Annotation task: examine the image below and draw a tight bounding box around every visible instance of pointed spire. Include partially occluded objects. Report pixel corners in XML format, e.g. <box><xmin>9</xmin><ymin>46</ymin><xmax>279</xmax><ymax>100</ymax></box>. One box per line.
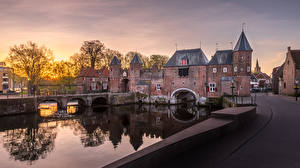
<box><xmin>130</xmin><ymin>53</ymin><xmax>143</xmax><ymax>65</ymax></box>
<box><xmin>255</xmin><ymin>59</ymin><xmax>261</xmax><ymax>73</ymax></box>
<box><xmin>110</xmin><ymin>56</ymin><xmax>121</xmax><ymax>66</ymax></box>
<box><xmin>234</xmin><ymin>31</ymin><xmax>252</xmax><ymax>51</ymax></box>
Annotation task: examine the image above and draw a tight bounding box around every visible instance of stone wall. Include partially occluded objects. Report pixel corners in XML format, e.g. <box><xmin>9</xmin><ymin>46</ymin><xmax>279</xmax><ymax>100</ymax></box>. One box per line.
<box><xmin>0</xmin><ymin>98</ymin><xmax>37</xmax><ymax>116</ymax></box>
<box><xmin>109</xmin><ymin>93</ymin><xmax>136</xmax><ymax>105</ymax></box>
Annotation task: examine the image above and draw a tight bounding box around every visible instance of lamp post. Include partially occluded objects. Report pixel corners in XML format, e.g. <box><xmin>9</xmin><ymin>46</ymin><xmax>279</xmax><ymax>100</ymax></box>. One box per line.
<box><xmin>230</xmin><ymin>79</ymin><xmax>235</xmax><ymax>102</ymax></box>
<box><xmin>294</xmin><ymin>78</ymin><xmax>299</xmax><ymax>101</ymax></box>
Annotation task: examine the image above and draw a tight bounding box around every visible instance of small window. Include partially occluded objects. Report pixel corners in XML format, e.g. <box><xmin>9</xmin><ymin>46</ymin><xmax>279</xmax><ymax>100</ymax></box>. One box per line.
<box><xmin>209</xmin><ymin>83</ymin><xmax>216</xmax><ymax>92</ymax></box>
<box><xmin>156</xmin><ymin>84</ymin><xmax>161</xmax><ymax>91</ymax></box>
<box><xmin>178</xmin><ymin>68</ymin><xmax>189</xmax><ymax>77</ymax></box>
<box><xmin>284</xmin><ymin>82</ymin><xmax>286</xmax><ymax>88</ymax></box>
<box><xmin>91</xmin><ymin>83</ymin><xmax>96</xmax><ymax>90</ymax></box>
<box><xmin>172</xmin><ymin>81</ymin><xmax>174</xmax><ymax>87</ymax></box>
<box><xmin>92</xmin><ymin>78</ymin><xmax>95</xmax><ymax>82</ymax></box>
<box><xmin>288</xmin><ymin>60</ymin><xmax>289</xmax><ymax>65</ymax></box>
<box><xmin>182</xmin><ymin>81</ymin><xmax>185</xmax><ymax>85</ymax></box>
<box><xmin>234</xmin><ymin>66</ymin><xmax>237</xmax><ymax>72</ymax></box>
<box><xmin>213</xmin><ymin>68</ymin><xmax>217</xmax><ymax>73</ymax></box>
<box><xmin>223</xmin><ymin>67</ymin><xmax>227</xmax><ymax>73</ymax></box>
<box><xmin>247</xmin><ymin>66</ymin><xmax>251</xmax><ymax>72</ymax></box>
<box><xmin>194</xmin><ymin>81</ymin><xmax>196</xmax><ymax>86</ymax></box>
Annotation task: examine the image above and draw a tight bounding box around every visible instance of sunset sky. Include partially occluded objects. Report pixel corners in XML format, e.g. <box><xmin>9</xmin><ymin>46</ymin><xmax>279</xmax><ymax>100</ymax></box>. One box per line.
<box><xmin>1</xmin><ymin>0</ymin><xmax>300</xmax><ymax>75</ymax></box>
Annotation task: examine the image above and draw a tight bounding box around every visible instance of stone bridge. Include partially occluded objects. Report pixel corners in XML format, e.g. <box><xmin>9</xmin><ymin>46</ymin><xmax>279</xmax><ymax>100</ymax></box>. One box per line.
<box><xmin>0</xmin><ymin>93</ymin><xmax>136</xmax><ymax>115</ymax></box>
<box><xmin>37</xmin><ymin>93</ymin><xmax>110</xmax><ymax>110</ymax></box>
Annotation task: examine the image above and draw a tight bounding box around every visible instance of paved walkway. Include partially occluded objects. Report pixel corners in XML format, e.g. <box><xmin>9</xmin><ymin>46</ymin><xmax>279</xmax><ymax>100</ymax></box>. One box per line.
<box><xmin>160</xmin><ymin>93</ymin><xmax>300</xmax><ymax>168</ymax></box>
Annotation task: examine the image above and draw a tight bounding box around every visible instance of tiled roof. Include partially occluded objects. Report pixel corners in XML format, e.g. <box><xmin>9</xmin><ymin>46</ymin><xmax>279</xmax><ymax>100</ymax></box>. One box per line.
<box><xmin>272</xmin><ymin>64</ymin><xmax>283</xmax><ymax>76</ymax></box>
<box><xmin>255</xmin><ymin>72</ymin><xmax>270</xmax><ymax>80</ymax></box>
<box><xmin>100</xmin><ymin>67</ymin><xmax>110</xmax><ymax>77</ymax></box>
<box><xmin>164</xmin><ymin>48</ymin><xmax>208</xmax><ymax>67</ymax></box>
<box><xmin>208</xmin><ymin>50</ymin><xmax>233</xmax><ymax>65</ymax></box>
<box><xmin>110</xmin><ymin>56</ymin><xmax>121</xmax><ymax>66</ymax></box>
<box><xmin>234</xmin><ymin>31</ymin><xmax>252</xmax><ymax>51</ymax></box>
<box><xmin>291</xmin><ymin>50</ymin><xmax>300</xmax><ymax>69</ymax></box>
<box><xmin>130</xmin><ymin>53</ymin><xmax>143</xmax><ymax>65</ymax></box>
<box><xmin>77</xmin><ymin>67</ymin><xmax>99</xmax><ymax>78</ymax></box>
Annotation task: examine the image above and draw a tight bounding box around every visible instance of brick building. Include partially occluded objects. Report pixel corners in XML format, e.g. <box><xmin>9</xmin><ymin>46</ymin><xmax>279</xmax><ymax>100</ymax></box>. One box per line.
<box><xmin>108</xmin><ymin>30</ymin><xmax>253</xmax><ymax>103</ymax></box>
<box><xmin>0</xmin><ymin>62</ymin><xmax>13</xmax><ymax>93</ymax></box>
<box><xmin>76</xmin><ymin>67</ymin><xmax>101</xmax><ymax>93</ymax></box>
<box><xmin>279</xmin><ymin>47</ymin><xmax>300</xmax><ymax>95</ymax></box>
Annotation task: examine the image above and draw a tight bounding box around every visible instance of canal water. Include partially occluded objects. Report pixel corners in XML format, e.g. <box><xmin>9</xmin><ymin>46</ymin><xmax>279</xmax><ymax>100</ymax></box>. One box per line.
<box><xmin>0</xmin><ymin>102</ymin><xmax>212</xmax><ymax>168</ymax></box>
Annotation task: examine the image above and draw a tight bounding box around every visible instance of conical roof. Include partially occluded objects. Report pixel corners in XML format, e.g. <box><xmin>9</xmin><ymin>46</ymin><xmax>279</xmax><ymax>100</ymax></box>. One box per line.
<box><xmin>110</xmin><ymin>56</ymin><xmax>121</xmax><ymax>66</ymax></box>
<box><xmin>234</xmin><ymin>31</ymin><xmax>252</xmax><ymax>51</ymax></box>
<box><xmin>130</xmin><ymin>53</ymin><xmax>143</xmax><ymax>65</ymax></box>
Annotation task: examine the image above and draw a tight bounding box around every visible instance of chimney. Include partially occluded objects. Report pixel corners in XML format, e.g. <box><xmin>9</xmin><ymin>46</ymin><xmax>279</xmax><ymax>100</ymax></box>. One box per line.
<box><xmin>288</xmin><ymin>46</ymin><xmax>291</xmax><ymax>51</ymax></box>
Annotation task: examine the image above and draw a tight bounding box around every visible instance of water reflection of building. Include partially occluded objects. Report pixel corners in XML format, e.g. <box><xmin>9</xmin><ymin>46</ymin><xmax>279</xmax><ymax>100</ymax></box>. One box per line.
<box><xmin>0</xmin><ymin>104</ymin><xmax>209</xmax><ymax>164</ymax></box>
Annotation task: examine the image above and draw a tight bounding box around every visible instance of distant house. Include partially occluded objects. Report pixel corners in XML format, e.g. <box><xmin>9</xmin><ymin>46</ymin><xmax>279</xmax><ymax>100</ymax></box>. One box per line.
<box><xmin>252</xmin><ymin>59</ymin><xmax>271</xmax><ymax>89</ymax></box>
<box><xmin>272</xmin><ymin>64</ymin><xmax>283</xmax><ymax>94</ymax></box>
<box><xmin>0</xmin><ymin>62</ymin><xmax>13</xmax><ymax>93</ymax></box>
<box><xmin>281</xmin><ymin>47</ymin><xmax>300</xmax><ymax>95</ymax></box>
<box><xmin>76</xmin><ymin>67</ymin><xmax>101</xmax><ymax>93</ymax></box>
<box><xmin>250</xmin><ymin>74</ymin><xmax>258</xmax><ymax>89</ymax></box>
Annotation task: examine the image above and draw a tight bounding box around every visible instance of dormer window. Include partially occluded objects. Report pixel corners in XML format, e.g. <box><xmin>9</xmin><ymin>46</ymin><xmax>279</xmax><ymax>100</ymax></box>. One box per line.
<box><xmin>181</xmin><ymin>58</ymin><xmax>187</xmax><ymax>65</ymax></box>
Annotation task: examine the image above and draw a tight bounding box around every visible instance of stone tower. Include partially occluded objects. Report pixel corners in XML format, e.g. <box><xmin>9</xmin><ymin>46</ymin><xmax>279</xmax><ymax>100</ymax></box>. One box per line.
<box><xmin>109</xmin><ymin>56</ymin><xmax>122</xmax><ymax>92</ymax></box>
<box><xmin>129</xmin><ymin>53</ymin><xmax>143</xmax><ymax>92</ymax></box>
<box><xmin>232</xmin><ymin>30</ymin><xmax>253</xmax><ymax>96</ymax></box>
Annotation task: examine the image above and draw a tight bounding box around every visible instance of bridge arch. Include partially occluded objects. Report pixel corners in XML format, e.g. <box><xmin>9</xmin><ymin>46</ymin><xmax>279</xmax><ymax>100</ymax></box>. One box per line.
<box><xmin>68</xmin><ymin>98</ymin><xmax>87</xmax><ymax>107</ymax></box>
<box><xmin>92</xmin><ymin>96</ymin><xmax>107</xmax><ymax>106</ymax></box>
<box><xmin>170</xmin><ymin>88</ymin><xmax>198</xmax><ymax>103</ymax></box>
<box><xmin>38</xmin><ymin>99</ymin><xmax>62</xmax><ymax>109</ymax></box>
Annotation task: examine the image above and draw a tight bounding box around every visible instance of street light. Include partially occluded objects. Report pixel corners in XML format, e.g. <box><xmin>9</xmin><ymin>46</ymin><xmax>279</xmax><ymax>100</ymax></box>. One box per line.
<box><xmin>294</xmin><ymin>78</ymin><xmax>299</xmax><ymax>101</ymax></box>
<box><xmin>230</xmin><ymin>79</ymin><xmax>235</xmax><ymax>101</ymax></box>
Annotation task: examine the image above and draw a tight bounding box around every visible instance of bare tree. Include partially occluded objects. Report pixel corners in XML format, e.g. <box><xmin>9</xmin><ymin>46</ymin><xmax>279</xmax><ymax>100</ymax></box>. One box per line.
<box><xmin>7</xmin><ymin>41</ymin><xmax>53</xmax><ymax>95</ymax></box>
<box><xmin>80</xmin><ymin>40</ymin><xmax>105</xmax><ymax>69</ymax></box>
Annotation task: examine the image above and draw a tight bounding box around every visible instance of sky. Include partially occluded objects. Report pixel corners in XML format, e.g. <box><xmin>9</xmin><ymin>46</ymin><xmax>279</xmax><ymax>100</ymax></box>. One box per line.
<box><xmin>1</xmin><ymin>0</ymin><xmax>300</xmax><ymax>75</ymax></box>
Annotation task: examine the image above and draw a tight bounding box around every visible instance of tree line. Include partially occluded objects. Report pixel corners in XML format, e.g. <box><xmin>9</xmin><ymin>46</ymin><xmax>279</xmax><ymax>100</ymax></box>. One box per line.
<box><xmin>6</xmin><ymin>40</ymin><xmax>169</xmax><ymax>94</ymax></box>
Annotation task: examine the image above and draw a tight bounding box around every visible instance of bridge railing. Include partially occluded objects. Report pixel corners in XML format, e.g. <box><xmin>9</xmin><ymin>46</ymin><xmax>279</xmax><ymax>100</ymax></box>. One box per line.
<box><xmin>0</xmin><ymin>92</ymin><xmax>114</xmax><ymax>99</ymax></box>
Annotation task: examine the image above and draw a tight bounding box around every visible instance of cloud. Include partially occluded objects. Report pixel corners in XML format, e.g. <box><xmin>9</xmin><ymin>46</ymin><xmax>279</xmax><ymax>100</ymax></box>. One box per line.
<box><xmin>0</xmin><ymin>0</ymin><xmax>300</xmax><ymax>75</ymax></box>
